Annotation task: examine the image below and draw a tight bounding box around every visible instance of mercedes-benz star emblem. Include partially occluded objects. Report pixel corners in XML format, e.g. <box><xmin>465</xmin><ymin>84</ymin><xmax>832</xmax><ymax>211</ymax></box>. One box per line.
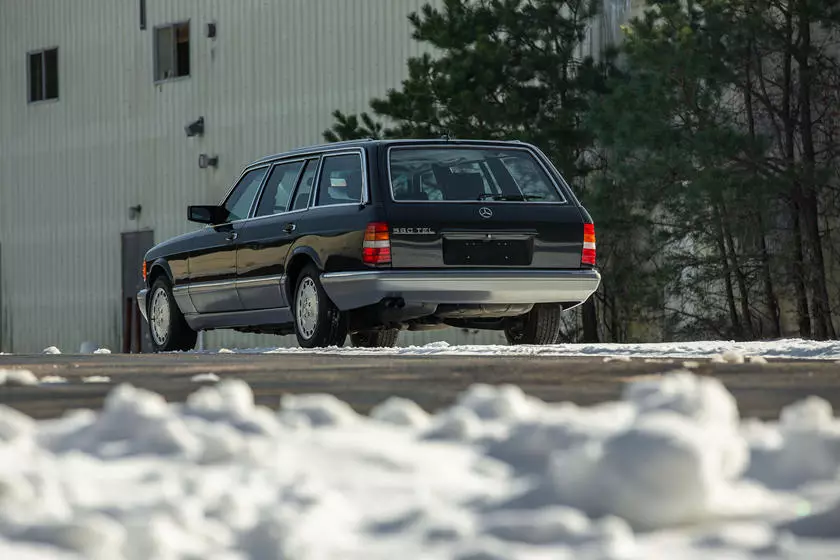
<box><xmin>479</xmin><ymin>207</ymin><xmax>493</xmax><ymax>219</ymax></box>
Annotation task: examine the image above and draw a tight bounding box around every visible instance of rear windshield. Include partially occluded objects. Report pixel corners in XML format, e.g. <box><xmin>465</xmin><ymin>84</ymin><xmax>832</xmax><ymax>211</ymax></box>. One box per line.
<box><xmin>388</xmin><ymin>146</ymin><xmax>566</xmax><ymax>202</ymax></box>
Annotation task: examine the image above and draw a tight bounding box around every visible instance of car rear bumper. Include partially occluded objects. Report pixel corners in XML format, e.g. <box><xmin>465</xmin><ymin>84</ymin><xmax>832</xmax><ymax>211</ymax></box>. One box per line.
<box><xmin>320</xmin><ymin>269</ymin><xmax>601</xmax><ymax>311</ymax></box>
<box><xmin>137</xmin><ymin>289</ymin><xmax>149</xmax><ymax>322</ymax></box>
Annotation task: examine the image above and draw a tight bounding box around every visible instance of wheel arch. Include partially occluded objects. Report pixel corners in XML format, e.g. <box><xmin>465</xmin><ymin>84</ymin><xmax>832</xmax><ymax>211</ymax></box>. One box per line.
<box><xmin>285</xmin><ymin>247</ymin><xmax>323</xmax><ymax>302</ymax></box>
<box><xmin>147</xmin><ymin>258</ymin><xmax>174</xmax><ymax>288</ymax></box>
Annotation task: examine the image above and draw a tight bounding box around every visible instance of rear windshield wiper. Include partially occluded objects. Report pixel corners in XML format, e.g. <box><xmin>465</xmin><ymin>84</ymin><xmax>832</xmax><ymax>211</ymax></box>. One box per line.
<box><xmin>477</xmin><ymin>193</ymin><xmax>545</xmax><ymax>201</ymax></box>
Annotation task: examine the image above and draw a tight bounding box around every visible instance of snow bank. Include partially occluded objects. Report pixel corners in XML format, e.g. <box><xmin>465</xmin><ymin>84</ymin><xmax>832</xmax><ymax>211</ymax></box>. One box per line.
<box><xmin>0</xmin><ymin>369</ymin><xmax>39</xmax><ymax>386</ymax></box>
<box><xmin>252</xmin><ymin>338</ymin><xmax>840</xmax><ymax>360</ymax></box>
<box><xmin>0</xmin><ymin>372</ymin><xmax>838</xmax><ymax>558</ymax></box>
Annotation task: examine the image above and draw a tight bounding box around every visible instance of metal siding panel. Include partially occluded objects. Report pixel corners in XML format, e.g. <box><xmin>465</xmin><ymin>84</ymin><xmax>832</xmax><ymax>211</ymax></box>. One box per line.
<box><xmin>1</xmin><ymin>0</ymin><xmax>480</xmax><ymax>352</ymax></box>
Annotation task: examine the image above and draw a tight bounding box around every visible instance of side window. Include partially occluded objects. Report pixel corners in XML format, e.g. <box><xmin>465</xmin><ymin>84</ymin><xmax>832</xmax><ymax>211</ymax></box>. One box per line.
<box><xmin>28</xmin><ymin>47</ymin><xmax>59</xmax><ymax>103</ymax></box>
<box><xmin>290</xmin><ymin>159</ymin><xmax>319</xmax><ymax>211</ymax></box>
<box><xmin>315</xmin><ymin>154</ymin><xmax>364</xmax><ymax>207</ymax></box>
<box><xmin>222</xmin><ymin>168</ymin><xmax>268</xmax><ymax>222</ymax></box>
<box><xmin>154</xmin><ymin>22</ymin><xmax>190</xmax><ymax>81</ymax></box>
<box><xmin>255</xmin><ymin>161</ymin><xmax>305</xmax><ymax>217</ymax></box>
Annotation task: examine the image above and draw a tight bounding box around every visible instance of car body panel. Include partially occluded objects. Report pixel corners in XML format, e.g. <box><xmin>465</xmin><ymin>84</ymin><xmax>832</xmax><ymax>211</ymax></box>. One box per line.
<box><xmin>186</xmin><ymin>224</ymin><xmax>242</xmax><ymax>313</ymax></box>
<box><xmin>234</xmin><ymin>215</ymin><xmax>296</xmax><ymax>310</ymax></box>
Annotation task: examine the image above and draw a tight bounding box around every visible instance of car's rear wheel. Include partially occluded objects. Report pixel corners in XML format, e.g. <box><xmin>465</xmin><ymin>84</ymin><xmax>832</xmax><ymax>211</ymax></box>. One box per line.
<box><xmin>293</xmin><ymin>264</ymin><xmax>347</xmax><ymax>348</ymax></box>
<box><xmin>148</xmin><ymin>276</ymin><xmax>198</xmax><ymax>352</ymax></box>
<box><xmin>350</xmin><ymin>329</ymin><xmax>400</xmax><ymax>348</ymax></box>
<box><xmin>503</xmin><ymin>304</ymin><xmax>563</xmax><ymax>345</ymax></box>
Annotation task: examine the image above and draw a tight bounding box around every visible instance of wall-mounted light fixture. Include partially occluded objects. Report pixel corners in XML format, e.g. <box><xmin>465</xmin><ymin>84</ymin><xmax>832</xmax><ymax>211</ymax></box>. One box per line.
<box><xmin>198</xmin><ymin>154</ymin><xmax>219</xmax><ymax>169</ymax></box>
<box><xmin>184</xmin><ymin>116</ymin><xmax>205</xmax><ymax>137</ymax></box>
<box><xmin>128</xmin><ymin>204</ymin><xmax>143</xmax><ymax>220</ymax></box>
<box><xmin>207</xmin><ymin>22</ymin><xmax>217</xmax><ymax>39</ymax></box>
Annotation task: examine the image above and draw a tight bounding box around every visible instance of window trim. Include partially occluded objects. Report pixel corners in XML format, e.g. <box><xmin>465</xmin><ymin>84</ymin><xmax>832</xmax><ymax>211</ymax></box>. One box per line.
<box><xmin>152</xmin><ymin>20</ymin><xmax>191</xmax><ymax>84</ymax></box>
<box><xmin>215</xmin><ymin>164</ymin><xmax>271</xmax><ymax>226</ymax></box>
<box><xmin>211</xmin><ymin>147</ymin><xmax>369</xmax><ymax>227</ymax></box>
<box><xmin>385</xmin><ymin>144</ymin><xmax>569</xmax><ymax>205</ymax></box>
<box><xmin>252</xmin><ymin>159</ymin><xmax>308</xmax><ymax>219</ymax></box>
<box><xmin>27</xmin><ymin>46</ymin><xmax>59</xmax><ymax>104</ymax></box>
<box><xmin>311</xmin><ymin>150</ymin><xmax>368</xmax><ymax>209</ymax></box>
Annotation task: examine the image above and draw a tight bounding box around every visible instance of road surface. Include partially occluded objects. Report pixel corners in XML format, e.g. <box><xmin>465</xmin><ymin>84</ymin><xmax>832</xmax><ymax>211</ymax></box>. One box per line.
<box><xmin>1</xmin><ymin>352</ymin><xmax>838</xmax><ymax>420</ymax></box>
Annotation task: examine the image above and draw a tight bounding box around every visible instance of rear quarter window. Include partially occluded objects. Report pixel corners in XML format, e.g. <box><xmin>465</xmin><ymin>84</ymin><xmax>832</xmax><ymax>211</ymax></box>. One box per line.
<box><xmin>388</xmin><ymin>147</ymin><xmax>566</xmax><ymax>203</ymax></box>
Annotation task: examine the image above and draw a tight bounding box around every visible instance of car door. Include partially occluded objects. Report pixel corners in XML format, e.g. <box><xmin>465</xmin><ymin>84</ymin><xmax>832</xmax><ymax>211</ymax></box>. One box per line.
<box><xmin>235</xmin><ymin>158</ymin><xmax>316</xmax><ymax>310</ymax></box>
<box><xmin>283</xmin><ymin>151</ymin><xmax>370</xmax><ymax>272</ymax></box>
<box><xmin>188</xmin><ymin>166</ymin><xmax>268</xmax><ymax>313</ymax></box>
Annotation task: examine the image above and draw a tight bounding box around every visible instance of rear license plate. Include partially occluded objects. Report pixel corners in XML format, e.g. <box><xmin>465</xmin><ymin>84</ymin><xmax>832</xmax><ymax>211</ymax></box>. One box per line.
<box><xmin>443</xmin><ymin>239</ymin><xmax>533</xmax><ymax>266</ymax></box>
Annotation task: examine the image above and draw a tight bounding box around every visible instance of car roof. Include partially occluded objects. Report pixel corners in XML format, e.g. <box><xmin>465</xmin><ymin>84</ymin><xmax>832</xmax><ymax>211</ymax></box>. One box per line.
<box><xmin>252</xmin><ymin>138</ymin><xmax>535</xmax><ymax>165</ymax></box>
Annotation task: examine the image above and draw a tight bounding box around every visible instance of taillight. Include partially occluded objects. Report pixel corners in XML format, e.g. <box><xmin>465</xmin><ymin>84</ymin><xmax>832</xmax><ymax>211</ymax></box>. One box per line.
<box><xmin>363</xmin><ymin>222</ymin><xmax>391</xmax><ymax>265</ymax></box>
<box><xmin>142</xmin><ymin>261</ymin><xmax>147</xmax><ymax>281</ymax></box>
<box><xmin>582</xmin><ymin>223</ymin><xmax>596</xmax><ymax>266</ymax></box>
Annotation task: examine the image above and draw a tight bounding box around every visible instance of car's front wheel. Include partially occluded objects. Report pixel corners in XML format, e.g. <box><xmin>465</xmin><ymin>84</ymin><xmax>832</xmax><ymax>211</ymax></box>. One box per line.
<box><xmin>293</xmin><ymin>264</ymin><xmax>348</xmax><ymax>348</ymax></box>
<box><xmin>503</xmin><ymin>304</ymin><xmax>563</xmax><ymax>345</ymax></box>
<box><xmin>350</xmin><ymin>329</ymin><xmax>400</xmax><ymax>348</ymax></box>
<box><xmin>148</xmin><ymin>276</ymin><xmax>198</xmax><ymax>352</ymax></box>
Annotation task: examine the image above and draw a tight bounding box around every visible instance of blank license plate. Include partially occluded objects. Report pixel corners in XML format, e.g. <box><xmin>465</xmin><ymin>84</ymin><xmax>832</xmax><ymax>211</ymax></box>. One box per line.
<box><xmin>443</xmin><ymin>239</ymin><xmax>533</xmax><ymax>266</ymax></box>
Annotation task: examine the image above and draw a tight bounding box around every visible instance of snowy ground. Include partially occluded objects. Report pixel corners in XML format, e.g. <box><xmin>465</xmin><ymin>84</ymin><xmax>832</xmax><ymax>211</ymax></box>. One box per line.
<box><xmin>20</xmin><ymin>337</ymin><xmax>840</xmax><ymax>361</ymax></box>
<box><xmin>1</xmin><ymin>367</ymin><xmax>839</xmax><ymax>559</ymax></box>
<box><xmin>207</xmin><ymin>338</ymin><xmax>840</xmax><ymax>361</ymax></box>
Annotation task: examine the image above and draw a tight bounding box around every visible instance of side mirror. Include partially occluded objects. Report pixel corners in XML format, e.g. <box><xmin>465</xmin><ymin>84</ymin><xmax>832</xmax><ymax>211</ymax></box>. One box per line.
<box><xmin>188</xmin><ymin>205</ymin><xmax>225</xmax><ymax>225</ymax></box>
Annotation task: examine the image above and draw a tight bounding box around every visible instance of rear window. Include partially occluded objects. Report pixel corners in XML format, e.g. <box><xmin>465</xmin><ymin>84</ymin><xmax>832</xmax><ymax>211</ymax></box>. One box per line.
<box><xmin>388</xmin><ymin>147</ymin><xmax>565</xmax><ymax>202</ymax></box>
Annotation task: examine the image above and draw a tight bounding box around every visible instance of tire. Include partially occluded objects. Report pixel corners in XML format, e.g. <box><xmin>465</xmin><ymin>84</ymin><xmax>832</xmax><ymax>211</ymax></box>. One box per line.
<box><xmin>293</xmin><ymin>264</ymin><xmax>348</xmax><ymax>348</ymax></box>
<box><xmin>350</xmin><ymin>329</ymin><xmax>400</xmax><ymax>348</ymax></box>
<box><xmin>148</xmin><ymin>276</ymin><xmax>198</xmax><ymax>352</ymax></box>
<box><xmin>503</xmin><ymin>304</ymin><xmax>563</xmax><ymax>345</ymax></box>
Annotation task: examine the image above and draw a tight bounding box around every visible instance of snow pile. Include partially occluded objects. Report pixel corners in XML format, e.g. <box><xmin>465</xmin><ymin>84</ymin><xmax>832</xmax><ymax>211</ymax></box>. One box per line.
<box><xmin>39</xmin><ymin>376</ymin><xmax>68</xmax><ymax>385</ymax></box>
<box><xmin>81</xmin><ymin>376</ymin><xmax>111</xmax><ymax>384</ymax></box>
<box><xmin>0</xmin><ymin>371</ymin><xmax>838</xmax><ymax>558</ymax></box>
<box><xmin>251</xmin><ymin>338</ymin><xmax>840</xmax><ymax>360</ymax></box>
<box><xmin>0</xmin><ymin>369</ymin><xmax>39</xmax><ymax>386</ymax></box>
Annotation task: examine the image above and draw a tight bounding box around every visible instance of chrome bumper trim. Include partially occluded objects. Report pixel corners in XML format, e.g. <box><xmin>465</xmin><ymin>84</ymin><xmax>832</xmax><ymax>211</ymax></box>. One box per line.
<box><xmin>137</xmin><ymin>289</ymin><xmax>149</xmax><ymax>322</ymax></box>
<box><xmin>320</xmin><ymin>269</ymin><xmax>601</xmax><ymax>311</ymax></box>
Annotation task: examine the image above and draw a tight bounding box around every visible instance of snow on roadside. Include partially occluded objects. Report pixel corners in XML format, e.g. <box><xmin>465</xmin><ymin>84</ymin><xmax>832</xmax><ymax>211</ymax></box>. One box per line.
<box><xmin>0</xmin><ymin>370</ymin><xmax>838</xmax><ymax>558</ymax></box>
<box><xmin>81</xmin><ymin>376</ymin><xmax>111</xmax><ymax>384</ymax></box>
<box><xmin>0</xmin><ymin>369</ymin><xmax>39</xmax><ymax>386</ymax></box>
<box><xmin>225</xmin><ymin>338</ymin><xmax>840</xmax><ymax>360</ymax></box>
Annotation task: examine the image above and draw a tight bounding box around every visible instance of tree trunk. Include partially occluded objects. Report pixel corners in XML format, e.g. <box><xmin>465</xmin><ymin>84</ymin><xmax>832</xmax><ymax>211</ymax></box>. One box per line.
<box><xmin>581</xmin><ymin>298</ymin><xmax>599</xmax><ymax>343</ymax></box>
<box><xmin>743</xmin><ymin>35</ymin><xmax>781</xmax><ymax>338</ymax></box>
<box><xmin>781</xmin><ymin>6</ymin><xmax>811</xmax><ymax>337</ymax></box>
<box><xmin>796</xmin><ymin>0</ymin><xmax>836</xmax><ymax>339</ymax></box>
<box><xmin>791</xmin><ymin>204</ymin><xmax>812</xmax><ymax>336</ymax></box>
<box><xmin>714</xmin><ymin>206</ymin><xmax>743</xmax><ymax>339</ymax></box>
<box><xmin>723</xmin><ymin>214</ymin><xmax>755</xmax><ymax>339</ymax></box>
<box><xmin>757</xmin><ymin>212</ymin><xmax>781</xmax><ymax>337</ymax></box>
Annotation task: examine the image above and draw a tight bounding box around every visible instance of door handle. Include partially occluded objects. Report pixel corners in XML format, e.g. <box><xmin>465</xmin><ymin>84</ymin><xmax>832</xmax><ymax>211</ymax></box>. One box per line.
<box><xmin>283</xmin><ymin>223</ymin><xmax>296</xmax><ymax>233</ymax></box>
<box><xmin>226</xmin><ymin>232</ymin><xmax>238</xmax><ymax>241</ymax></box>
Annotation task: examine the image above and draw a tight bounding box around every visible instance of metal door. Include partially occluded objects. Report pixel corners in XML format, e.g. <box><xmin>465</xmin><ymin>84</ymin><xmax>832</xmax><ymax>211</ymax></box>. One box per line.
<box><xmin>0</xmin><ymin>242</ymin><xmax>4</xmax><ymax>353</ymax></box>
<box><xmin>121</xmin><ymin>230</ymin><xmax>155</xmax><ymax>352</ymax></box>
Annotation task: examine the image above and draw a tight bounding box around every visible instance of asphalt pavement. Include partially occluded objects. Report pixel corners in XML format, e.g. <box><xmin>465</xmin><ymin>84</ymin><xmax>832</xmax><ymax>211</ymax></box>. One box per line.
<box><xmin>1</xmin><ymin>352</ymin><xmax>839</xmax><ymax>420</ymax></box>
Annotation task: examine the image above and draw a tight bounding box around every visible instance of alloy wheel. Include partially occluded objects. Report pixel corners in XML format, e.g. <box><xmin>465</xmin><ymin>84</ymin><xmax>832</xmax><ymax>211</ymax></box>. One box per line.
<box><xmin>295</xmin><ymin>277</ymin><xmax>319</xmax><ymax>339</ymax></box>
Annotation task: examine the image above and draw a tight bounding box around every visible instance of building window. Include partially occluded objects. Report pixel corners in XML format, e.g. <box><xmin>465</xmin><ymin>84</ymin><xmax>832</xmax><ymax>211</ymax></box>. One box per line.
<box><xmin>28</xmin><ymin>48</ymin><xmax>59</xmax><ymax>103</ymax></box>
<box><xmin>154</xmin><ymin>22</ymin><xmax>190</xmax><ymax>81</ymax></box>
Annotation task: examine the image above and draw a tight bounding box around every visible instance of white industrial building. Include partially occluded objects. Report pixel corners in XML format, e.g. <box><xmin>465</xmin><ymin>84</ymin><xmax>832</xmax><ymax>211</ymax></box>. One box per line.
<box><xmin>0</xmin><ymin>0</ymin><xmax>633</xmax><ymax>353</ymax></box>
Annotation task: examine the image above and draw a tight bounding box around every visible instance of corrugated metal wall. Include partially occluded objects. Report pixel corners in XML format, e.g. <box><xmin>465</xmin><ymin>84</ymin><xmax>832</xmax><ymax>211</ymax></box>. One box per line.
<box><xmin>0</xmin><ymin>0</ymin><xmax>509</xmax><ymax>352</ymax></box>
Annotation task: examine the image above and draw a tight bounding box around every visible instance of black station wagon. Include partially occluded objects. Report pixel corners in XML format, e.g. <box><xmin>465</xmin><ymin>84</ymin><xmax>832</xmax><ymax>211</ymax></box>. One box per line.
<box><xmin>138</xmin><ymin>139</ymin><xmax>601</xmax><ymax>351</ymax></box>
